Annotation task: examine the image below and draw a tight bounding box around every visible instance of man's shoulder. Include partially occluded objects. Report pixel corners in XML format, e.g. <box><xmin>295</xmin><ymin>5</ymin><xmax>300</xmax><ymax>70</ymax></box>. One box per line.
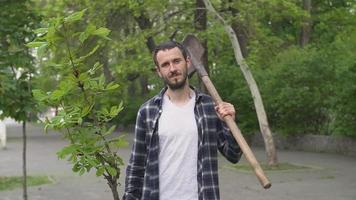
<box><xmin>197</xmin><ymin>91</ymin><xmax>214</xmax><ymax>104</ymax></box>
<box><xmin>138</xmin><ymin>93</ymin><xmax>161</xmax><ymax>114</ymax></box>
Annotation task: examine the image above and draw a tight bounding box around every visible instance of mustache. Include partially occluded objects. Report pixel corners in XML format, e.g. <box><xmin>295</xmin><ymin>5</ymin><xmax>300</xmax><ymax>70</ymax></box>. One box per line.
<box><xmin>169</xmin><ymin>70</ymin><xmax>181</xmax><ymax>77</ymax></box>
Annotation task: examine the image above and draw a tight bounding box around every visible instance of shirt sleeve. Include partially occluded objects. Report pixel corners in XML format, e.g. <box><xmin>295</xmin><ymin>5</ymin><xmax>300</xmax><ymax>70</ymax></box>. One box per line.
<box><xmin>216</xmin><ymin>119</ymin><xmax>242</xmax><ymax>163</ymax></box>
<box><xmin>123</xmin><ymin>109</ymin><xmax>147</xmax><ymax>200</ymax></box>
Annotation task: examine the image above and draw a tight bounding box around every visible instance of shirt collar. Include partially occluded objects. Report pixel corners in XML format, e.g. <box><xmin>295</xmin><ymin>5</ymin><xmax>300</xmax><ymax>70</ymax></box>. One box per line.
<box><xmin>153</xmin><ymin>86</ymin><xmax>204</xmax><ymax>106</ymax></box>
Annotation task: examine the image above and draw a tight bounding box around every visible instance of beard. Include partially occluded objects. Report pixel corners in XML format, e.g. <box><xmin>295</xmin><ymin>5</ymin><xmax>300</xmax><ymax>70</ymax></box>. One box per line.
<box><xmin>163</xmin><ymin>69</ymin><xmax>188</xmax><ymax>90</ymax></box>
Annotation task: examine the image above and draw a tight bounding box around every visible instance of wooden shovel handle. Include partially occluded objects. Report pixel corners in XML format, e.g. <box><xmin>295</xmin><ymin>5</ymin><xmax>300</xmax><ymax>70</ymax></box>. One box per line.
<box><xmin>201</xmin><ymin>76</ymin><xmax>272</xmax><ymax>189</ymax></box>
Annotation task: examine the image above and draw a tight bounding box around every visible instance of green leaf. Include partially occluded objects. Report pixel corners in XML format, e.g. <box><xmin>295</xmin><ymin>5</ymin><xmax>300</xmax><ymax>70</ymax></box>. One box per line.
<box><xmin>32</xmin><ymin>89</ymin><xmax>47</xmax><ymax>102</ymax></box>
<box><xmin>117</xmin><ymin>156</ymin><xmax>125</xmax><ymax>166</ymax></box>
<box><xmin>37</xmin><ymin>43</ymin><xmax>48</xmax><ymax>57</ymax></box>
<box><xmin>105</xmin><ymin>82</ymin><xmax>119</xmax><ymax>90</ymax></box>
<box><xmin>116</xmin><ymin>135</ymin><xmax>128</xmax><ymax>148</ymax></box>
<box><xmin>64</xmin><ymin>9</ymin><xmax>87</xmax><ymax>23</ymax></box>
<box><xmin>106</xmin><ymin>166</ymin><xmax>117</xmax><ymax>176</ymax></box>
<box><xmin>26</xmin><ymin>41</ymin><xmax>47</xmax><ymax>48</ymax></box>
<box><xmin>79</xmin><ymin>24</ymin><xmax>96</xmax><ymax>43</ymax></box>
<box><xmin>79</xmin><ymin>168</ymin><xmax>86</xmax><ymax>176</ymax></box>
<box><xmin>34</xmin><ymin>28</ymin><xmax>48</xmax><ymax>34</ymax></box>
<box><xmin>88</xmin><ymin>62</ymin><xmax>102</xmax><ymax>75</ymax></box>
<box><xmin>72</xmin><ymin>163</ymin><xmax>81</xmax><ymax>172</ymax></box>
<box><xmin>50</xmin><ymin>89</ymin><xmax>65</xmax><ymax>100</ymax></box>
<box><xmin>81</xmin><ymin>103</ymin><xmax>94</xmax><ymax>117</ymax></box>
<box><xmin>96</xmin><ymin>167</ymin><xmax>105</xmax><ymax>176</ymax></box>
<box><xmin>44</xmin><ymin>123</ymin><xmax>53</xmax><ymax>133</ymax></box>
<box><xmin>92</xmin><ymin>27</ymin><xmax>111</xmax><ymax>40</ymax></box>
<box><xmin>77</xmin><ymin>117</ymin><xmax>83</xmax><ymax>125</ymax></box>
<box><xmin>74</xmin><ymin>45</ymin><xmax>100</xmax><ymax>63</ymax></box>
<box><xmin>110</xmin><ymin>106</ymin><xmax>119</xmax><ymax>116</ymax></box>
<box><xmin>104</xmin><ymin>125</ymin><xmax>116</xmax><ymax>136</ymax></box>
<box><xmin>87</xmin><ymin>158</ymin><xmax>97</xmax><ymax>167</ymax></box>
<box><xmin>57</xmin><ymin>145</ymin><xmax>78</xmax><ymax>159</ymax></box>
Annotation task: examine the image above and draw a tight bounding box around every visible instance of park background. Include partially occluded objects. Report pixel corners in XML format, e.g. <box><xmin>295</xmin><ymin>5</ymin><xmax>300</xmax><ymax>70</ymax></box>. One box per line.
<box><xmin>1</xmin><ymin>0</ymin><xmax>356</xmax><ymax>200</ymax></box>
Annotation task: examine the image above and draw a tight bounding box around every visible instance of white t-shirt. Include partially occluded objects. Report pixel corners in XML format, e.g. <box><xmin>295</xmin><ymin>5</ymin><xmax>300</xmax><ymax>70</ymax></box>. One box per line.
<box><xmin>158</xmin><ymin>94</ymin><xmax>198</xmax><ymax>200</ymax></box>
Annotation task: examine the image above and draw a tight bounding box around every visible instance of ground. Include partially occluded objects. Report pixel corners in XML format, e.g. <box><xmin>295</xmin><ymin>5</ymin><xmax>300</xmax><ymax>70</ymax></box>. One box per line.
<box><xmin>0</xmin><ymin>124</ymin><xmax>355</xmax><ymax>200</ymax></box>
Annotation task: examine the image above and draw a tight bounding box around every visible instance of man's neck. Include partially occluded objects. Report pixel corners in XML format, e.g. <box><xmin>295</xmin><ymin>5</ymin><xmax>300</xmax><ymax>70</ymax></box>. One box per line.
<box><xmin>165</xmin><ymin>84</ymin><xmax>193</xmax><ymax>106</ymax></box>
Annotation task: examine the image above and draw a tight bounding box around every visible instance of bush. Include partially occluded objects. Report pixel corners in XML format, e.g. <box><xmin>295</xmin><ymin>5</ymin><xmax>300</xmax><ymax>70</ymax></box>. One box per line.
<box><xmin>331</xmin><ymin>28</ymin><xmax>356</xmax><ymax>137</ymax></box>
<box><xmin>264</xmin><ymin>46</ymin><xmax>335</xmax><ymax>135</ymax></box>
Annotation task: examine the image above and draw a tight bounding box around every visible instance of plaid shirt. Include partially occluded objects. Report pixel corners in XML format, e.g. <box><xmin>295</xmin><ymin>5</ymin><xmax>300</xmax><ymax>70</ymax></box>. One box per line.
<box><xmin>124</xmin><ymin>87</ymin><xmax>242</xmax><ymax>200</ymax></box>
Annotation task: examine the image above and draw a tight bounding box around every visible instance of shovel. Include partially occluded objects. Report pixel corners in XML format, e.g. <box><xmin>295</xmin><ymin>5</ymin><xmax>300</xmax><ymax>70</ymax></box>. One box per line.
<box><xmin>182</xmin><ymin>34</ymin><xmax>272</xmax><ymax>189</ymax></box>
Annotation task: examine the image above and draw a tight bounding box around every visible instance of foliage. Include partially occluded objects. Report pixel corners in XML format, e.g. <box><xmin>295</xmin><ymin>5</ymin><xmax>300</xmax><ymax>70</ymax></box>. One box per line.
<box><xmin>210</xmin><ymin>0</ymin><xmax>356</xmax><ymax>137</ymax></box>
<box><xmin>28</xmin><ymin>10</ymin><xmax>127</xmax><ymax>199</ymax></box>
<box><xmin>0</xmin><ymin>176</ymin><xmax>52</xmax><ymax>191</ymax></box>
<box><xmin>330</xmin><ymin>28</ymin><xmax>356</xmax><ymax>137</ymax></box>
<box><xmin>24</xmin><ymin>0</ymin><xmax>356</xmax><ymax>140</ymax></box>
<box><xmin>263</xmin><ymin>46</ymin><xmax>335</xmax><ymax>135</ymax></box>
<box><xmin>0</xmin><ymin>0</ymin><xmax>39</xmax><ymax>121</ymax></box>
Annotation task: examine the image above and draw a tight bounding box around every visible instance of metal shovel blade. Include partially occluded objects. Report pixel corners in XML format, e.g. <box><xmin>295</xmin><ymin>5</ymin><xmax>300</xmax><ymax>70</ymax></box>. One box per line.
<box><xmin>182</xmin><ymin>34</ymin><xmax>205</xmax><ymax>77</ymax></box>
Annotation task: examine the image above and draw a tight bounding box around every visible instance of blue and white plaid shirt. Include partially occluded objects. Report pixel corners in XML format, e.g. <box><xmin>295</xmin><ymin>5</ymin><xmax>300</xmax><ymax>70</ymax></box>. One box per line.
<box><xmin>124</xmin><ymin>87</ymin><xmax>242</xmax><ymax>200</ymax></box>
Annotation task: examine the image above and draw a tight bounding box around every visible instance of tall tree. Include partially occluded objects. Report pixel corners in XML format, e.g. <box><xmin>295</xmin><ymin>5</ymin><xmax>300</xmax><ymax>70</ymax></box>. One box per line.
<box><xmin>203</xmin><ymin>0</ymin><xmax>278</xmax><ymax>166</ymax></box>
<box><xmin>225</xmin><ymin>0</ymin><xmax>250</xmax><ymax>58</ymax></box>
<box><xmin>300</xmin><ymin>0</ymin><xmax>312</xmax><ymax>46</ymax></box>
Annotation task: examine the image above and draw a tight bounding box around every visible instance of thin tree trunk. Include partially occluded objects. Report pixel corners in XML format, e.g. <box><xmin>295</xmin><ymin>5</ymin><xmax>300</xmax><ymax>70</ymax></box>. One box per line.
<box><xmin>203</xmin><ymin>0</ymin><xmax>278</xmax><ymax>166</ymax></box>
<box><xmin>110</xmin><ymin>181</ymin><xmax>119</xmax><ymax>200</ymax></box>
<box><xmin>22</xmin><ymin>121</ymin><xmax>28</xmax><ymax>200</ymax></box>
<box><xmin>104</xmin><ymin>175</ymin><xmax>120</xmax><ymax>200</ymax></box>
<box><xmin>195</xmin><ymin>0</ymin><xmax>209</xmax><ymax>93</ymax></box>
<box><xmin>100</xmin><ymin>46</ymin><xmax>114</xmax><ymax>83</ymax></box>
<box><xmin>135</xmin><ymin>13</ymin><xmax>155</xmax><ymax>96</ymax></box>
<box><xmin>227</xmin><ymin>0</ymin><xmax>249</xmax><ymax>58</ymax></box>
<box><xmin>300</xmin><ymin>0</ymin><xmax>312</xmax><ymax>46</ymax></box>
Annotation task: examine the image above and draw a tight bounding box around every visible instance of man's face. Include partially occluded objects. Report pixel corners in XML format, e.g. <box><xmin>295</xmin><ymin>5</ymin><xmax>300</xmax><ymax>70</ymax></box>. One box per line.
<box><xmin>156</xmin><ymin>47</ymin><xmax>190</xmax><ymax>90</ymax></box>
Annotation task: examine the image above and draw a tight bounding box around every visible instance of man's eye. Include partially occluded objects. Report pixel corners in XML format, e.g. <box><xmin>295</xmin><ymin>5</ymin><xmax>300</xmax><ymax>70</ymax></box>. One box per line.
<box><xmin>173</xmin><ymin>59</ymin><xmax>181</xmax><ymax>64</ymax></box>
<box><xmin>161</xmin><ymin>63</ymin><xmax>169</xmax><ymax>68</ymax></box>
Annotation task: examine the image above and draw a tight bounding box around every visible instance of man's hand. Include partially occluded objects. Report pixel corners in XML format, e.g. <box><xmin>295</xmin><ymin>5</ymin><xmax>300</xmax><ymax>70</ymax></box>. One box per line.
<box><xmin>215</xmin><ymin>102</ymin><xmax>236</xmax><ymax>121</ymax></box>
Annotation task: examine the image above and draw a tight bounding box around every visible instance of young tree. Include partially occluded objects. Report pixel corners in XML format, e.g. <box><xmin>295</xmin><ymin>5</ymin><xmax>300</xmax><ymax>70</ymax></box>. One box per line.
<box><xmin>0</xmin><ymin>1</ymin><xmax>40</xmax><ymax>199</ymax></box>
<box><xmin>28</xmin><ymin>10</ymin><xmax>127</xmax><ymax>200</ymax></box>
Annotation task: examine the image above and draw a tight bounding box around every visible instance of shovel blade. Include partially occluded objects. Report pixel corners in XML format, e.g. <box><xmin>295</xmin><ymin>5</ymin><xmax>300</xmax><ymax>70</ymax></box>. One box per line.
<box><xmin>182</xmin><ymin>34</ymin><xmax>206</xmax><ymax>77</ymax></box>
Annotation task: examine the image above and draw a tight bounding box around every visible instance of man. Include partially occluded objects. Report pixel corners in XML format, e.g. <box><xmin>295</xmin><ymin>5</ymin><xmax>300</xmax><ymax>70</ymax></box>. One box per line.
<box><xmin>124</xmin><ymin>41</ymin><xmax>242</xmax><ymax>200</ymax></box>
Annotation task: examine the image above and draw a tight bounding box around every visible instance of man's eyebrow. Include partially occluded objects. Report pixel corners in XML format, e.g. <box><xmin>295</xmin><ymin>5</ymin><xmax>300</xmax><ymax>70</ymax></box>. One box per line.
<box><xmin>160</xmin><ymin>61</ymin><xmax>169</xmax><ymax>67</ymax></box>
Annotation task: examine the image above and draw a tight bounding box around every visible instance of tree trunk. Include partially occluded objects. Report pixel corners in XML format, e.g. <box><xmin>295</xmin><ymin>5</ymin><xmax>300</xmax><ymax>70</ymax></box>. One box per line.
<box><xmin>134</xmin><ymin>13</ymin><xmax>156</xmax><ymax>96</ymax></box>
<box><xmin>195</xmin><ymin>0</ymin><xmax>209</xmax><ymax>93</ymax></box>
<box><xmin>22</xmin><ymin>121</ymin><xmax>28</xmax><ymax>200</ymax></box>
<box><xmin>110</xmin><ymin>182</ymin><xmax>120</xmax><ymax>200</ymax></box>
<box><xmin>135</xmin><ymin>14</ymin><xmax>156</xmax><ymax>53</ymax></box>
<box><xmin>105</xmin><ymin>175</ymin><xmax>120</xmax><ymax>200</ymax></box>
<box><xmin>300</xmin><ymin>0</ymin><xmax>312</xmax><ymax>46</ymax></box>
<box><xmin>203</xmin><ymin>0</ymin><xmax>278</xmax><ymax>166</ymax></box>
<box><xmin>99</xmin><ymin>46</ymin><xmax>114</xmax><ymax>83</ymax></box>
<box><xmin>223</xmin><ymin>0</ymin><xmax>250</xmax><ymax>58</ymax></box>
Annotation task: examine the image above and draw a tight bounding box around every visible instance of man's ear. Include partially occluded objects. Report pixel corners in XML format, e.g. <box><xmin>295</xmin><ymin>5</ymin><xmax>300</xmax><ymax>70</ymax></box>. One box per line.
<box><xmin>156</xmin><ymin>66</ymin><xmax>162</xmax><ymax>78</ymax></box>
<box><xmin>186</xmin><ymin>56</ymin><xmax>192</xmax><ymax>69</ymax></box>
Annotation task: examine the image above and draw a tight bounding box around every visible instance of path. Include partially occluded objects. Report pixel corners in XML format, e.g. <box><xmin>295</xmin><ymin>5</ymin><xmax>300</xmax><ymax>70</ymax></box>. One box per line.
<box><xmin>0</xmin><ymin>124</ymin><xmax>355</xmax><ymax>200</ymax></box>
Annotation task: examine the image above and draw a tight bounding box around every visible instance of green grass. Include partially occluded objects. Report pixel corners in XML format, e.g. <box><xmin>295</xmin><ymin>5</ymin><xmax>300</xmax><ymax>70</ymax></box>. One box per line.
<box><xmin>230</xmin><ymin>162</ymin><xmax>313</xmax><ymax>172</ymax></box>
<box><xmin>0</xmin><ymin>176</ymin><xmax>52</xmax><ymax>191</ymax></box>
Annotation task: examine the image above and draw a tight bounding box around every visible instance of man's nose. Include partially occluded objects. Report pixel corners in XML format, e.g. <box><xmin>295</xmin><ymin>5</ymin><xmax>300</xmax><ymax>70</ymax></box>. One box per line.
<box><xmin>169</xmin><ymin>62</ymin><xmax>177</xmax><ymax>71</ymax></box>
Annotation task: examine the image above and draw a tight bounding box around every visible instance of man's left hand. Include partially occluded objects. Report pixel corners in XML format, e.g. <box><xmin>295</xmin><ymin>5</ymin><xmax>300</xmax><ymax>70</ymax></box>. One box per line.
<box><xmin>215</xmin><ymin>102</ymin><xmax>236</xmax><ymax>121</ymax></box>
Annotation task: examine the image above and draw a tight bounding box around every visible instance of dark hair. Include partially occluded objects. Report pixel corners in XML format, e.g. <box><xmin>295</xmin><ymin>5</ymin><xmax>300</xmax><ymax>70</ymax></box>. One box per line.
<box><xmin>153</xmin><ymin>40</ymin><xmax>188</xmax><ymax>67</ymax></box>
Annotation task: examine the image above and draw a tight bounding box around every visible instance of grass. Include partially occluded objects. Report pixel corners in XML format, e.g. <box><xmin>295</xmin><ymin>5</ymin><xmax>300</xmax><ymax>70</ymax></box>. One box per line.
<box><xmin>0</xmin><ymin>176</ymin><xmax>52</xmax><ymax>191</ymax></box>
<box><xmin>230</xmin><ymin>162</ymin><xmax>314</xmax><ymax>172</ymax></box>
